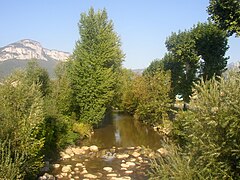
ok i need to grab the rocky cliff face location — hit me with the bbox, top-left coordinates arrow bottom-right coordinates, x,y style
0,39 -> 70,61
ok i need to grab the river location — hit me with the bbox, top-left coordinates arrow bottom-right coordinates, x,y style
81,113 -> 162,149
46,113 -> 163,179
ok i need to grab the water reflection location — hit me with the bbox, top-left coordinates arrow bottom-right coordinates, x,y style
82,113 -> 162,149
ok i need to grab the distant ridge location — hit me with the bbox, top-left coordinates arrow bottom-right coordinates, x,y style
0,39 -> 71,79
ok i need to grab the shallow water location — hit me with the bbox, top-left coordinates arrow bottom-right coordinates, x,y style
81,113 -> 162,149
48,113 -> 163,179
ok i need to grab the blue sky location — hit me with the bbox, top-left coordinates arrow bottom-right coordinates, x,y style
0,0 -> 239,69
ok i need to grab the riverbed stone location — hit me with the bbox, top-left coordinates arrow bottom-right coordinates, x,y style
127,147 -> 135,150
121,163 -> 129,168
116,153 -> 129,159
84,173 -> 98,178
157,148 -> 168,156
89,145 -> 99,152
74,167 -> 79,171
65,147 -> 74,155
60,152 -> 71,159
130,158 -> 136,162
126,162 -> 135,166
52,163 -> 60,169
112,177 -> 131,180
132,152 -> 141,157
103,166 -> 113,172
107,173 -> 118,177
81,146 -> 89,151
80,169 -> 88,174
38,173 -> 54,180
72,147 -> 85,155
125,170 -> 133,174
121,167 -> 127,171
61,165 -> 72,173
55,174 -> 63,178
61,172 -> 68,177
75,163 -> 83,167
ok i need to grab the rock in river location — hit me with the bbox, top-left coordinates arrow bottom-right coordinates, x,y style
89,145 -> 99,152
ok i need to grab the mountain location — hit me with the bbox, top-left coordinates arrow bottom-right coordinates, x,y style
227,61 -> 240,70
0,39 -> 71,78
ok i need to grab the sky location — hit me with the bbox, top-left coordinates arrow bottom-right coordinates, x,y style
0,0 -> 239,69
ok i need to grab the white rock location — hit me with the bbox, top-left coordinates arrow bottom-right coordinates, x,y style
60,152 -> 71,159
157,148 -> 168,156
81,146 -> 89,151
72,147 -> 85,155
116,154 -> 129,159
121,163 -> 129,168
126,162 -> 135,166
125,170 -> 133,174
61,172 -> 68,177
89,145 -> 99,152
52,163 -> 60,169
84,173 -> 98,178
65,147 -> 73,155
107,173 -> 118,177
75,163 -> 83,167
132,152 -> 141,158
80,169 -> 88,174
55,174 -> 63,178
103,167 -> 113,172
62,165 -> 72,173
127,147 -> 135,150
74,167 -> 79,171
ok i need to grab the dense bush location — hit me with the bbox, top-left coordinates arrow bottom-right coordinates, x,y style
0,71 -> 45,178
150,71 -> 240,179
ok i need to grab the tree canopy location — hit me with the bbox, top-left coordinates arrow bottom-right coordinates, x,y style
208,0 -> 240,36
68,7 -> 124,125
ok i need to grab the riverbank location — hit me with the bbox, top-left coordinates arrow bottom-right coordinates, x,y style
39,145 -> 166,179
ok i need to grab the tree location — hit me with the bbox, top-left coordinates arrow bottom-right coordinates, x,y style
165,30 -> 199,102
193,22 -> 229,80
135,70 -> 172,125
68,8 -> 124,125
145,54 -> 185,101
163,22 -> 229,102
25,60 -> 50,96
208,0 -> 240,36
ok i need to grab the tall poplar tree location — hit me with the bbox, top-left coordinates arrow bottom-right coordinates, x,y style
68,8 -> 124,125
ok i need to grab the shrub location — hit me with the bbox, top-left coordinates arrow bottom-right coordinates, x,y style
149,143 -> 196,180
0,140 -> 25,180
173,70 -> 240,179
0,72 -> 45,178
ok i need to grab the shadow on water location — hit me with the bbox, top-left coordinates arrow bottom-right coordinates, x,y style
82,112 -> 162,149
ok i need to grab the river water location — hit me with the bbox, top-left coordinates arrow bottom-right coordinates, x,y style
81,113 -> 162,149
49,113 -> 163,179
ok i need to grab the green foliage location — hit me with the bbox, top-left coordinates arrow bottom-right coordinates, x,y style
193,22 -> 229,80
163,22 -> 229,102
135,71 -> 172,125
68,7 -> 124,125
117,69 -> 139,113
0,71 -> 45,178
72,122 -> 92,138
0,140 -> 25,180
208,0 -> 240,36
165,30 -> 199,102
149,143 -> 196,180
25,60 -> 50,96
173,71 -> 240,179
119,69 -> 172,126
